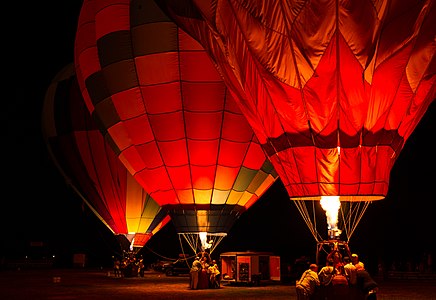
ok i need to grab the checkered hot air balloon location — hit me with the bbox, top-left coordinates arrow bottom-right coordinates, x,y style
74,0 -> 278,254
42,63 -> 170,253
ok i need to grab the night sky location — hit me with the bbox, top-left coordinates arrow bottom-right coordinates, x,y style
3,1 -> 435,273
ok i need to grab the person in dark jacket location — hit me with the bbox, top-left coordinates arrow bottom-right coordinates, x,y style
356,268 -> 378,300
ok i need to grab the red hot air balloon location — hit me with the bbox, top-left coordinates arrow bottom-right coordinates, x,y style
42,63 -> 170,252
74,0 -> 278,254
156,0 -> 435,242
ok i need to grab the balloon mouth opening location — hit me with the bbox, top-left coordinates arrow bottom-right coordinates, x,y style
179,232 -> 227,254
289,195 -> 385,202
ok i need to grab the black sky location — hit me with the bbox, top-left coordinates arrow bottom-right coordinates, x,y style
2,2 -> 435,271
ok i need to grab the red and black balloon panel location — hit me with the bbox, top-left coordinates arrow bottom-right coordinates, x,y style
74,0 -> 278,235
42,63 -> 170,249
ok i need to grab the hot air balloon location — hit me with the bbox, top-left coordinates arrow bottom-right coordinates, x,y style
156,0 -> 435,243
42,63 -> 170,253
74,0 -> 278,254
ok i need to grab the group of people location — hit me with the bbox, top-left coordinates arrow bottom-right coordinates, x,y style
189,251 -> 221,290
112,252 -> 146,278
296,252 -> 378,300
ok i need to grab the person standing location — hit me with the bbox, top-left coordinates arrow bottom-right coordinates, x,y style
208,259 -> 221,288
296,263 -> 320,300
113,257 -> 121,278
189,257 -> 202,290
318,259 -> 335,300
137,256 -> 145,277
344,257 -> 357,285
198,256 -> 210,289
356,268 -> 378,300
351,253 -> 365,270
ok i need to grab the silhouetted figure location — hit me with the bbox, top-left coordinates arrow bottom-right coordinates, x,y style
296,264 -> 320,300
189,257 -> 201,290
356,268 -> 378,300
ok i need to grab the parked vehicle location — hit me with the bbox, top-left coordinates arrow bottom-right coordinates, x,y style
151,260 -> 173,272
163,258 -> 193,276
220,251 -> 281,285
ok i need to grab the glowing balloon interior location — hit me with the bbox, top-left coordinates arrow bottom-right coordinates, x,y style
156,0 -> 435,242
42,63 -> 170,252
74,0 -> 279,253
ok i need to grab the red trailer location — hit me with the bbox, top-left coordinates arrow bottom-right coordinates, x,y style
220,251 -> 280,285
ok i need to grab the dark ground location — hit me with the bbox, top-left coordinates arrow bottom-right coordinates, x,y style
1,268 -> 435,300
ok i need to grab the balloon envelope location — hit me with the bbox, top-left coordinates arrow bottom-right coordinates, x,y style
156,0 -> 435,241
74,0 -> 278,251
42,63 -> 170,251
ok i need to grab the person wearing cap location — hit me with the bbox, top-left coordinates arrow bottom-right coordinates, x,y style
351,253 -> 365,270
343,256 -> 357,285
296,263 -> 320,300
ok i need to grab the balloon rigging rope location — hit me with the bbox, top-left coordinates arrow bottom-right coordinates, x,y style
339,201 -> 370,242
347,202 -> 370,241
180,233 -> 227,255
178,234 -> 195,268
144,245 -> 178,261
293,200 -> 371,243
293,200 -> 319,242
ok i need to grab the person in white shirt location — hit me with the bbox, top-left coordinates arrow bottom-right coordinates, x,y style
351,253 -> 365,270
